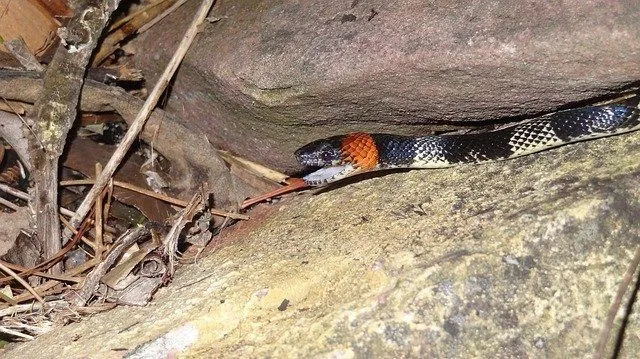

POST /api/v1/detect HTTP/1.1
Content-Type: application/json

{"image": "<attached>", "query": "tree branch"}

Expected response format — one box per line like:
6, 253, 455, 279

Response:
62, 0, 218, 239
0, 111, 31, 168
0, 70, 240, 213
27, 0, 123, 274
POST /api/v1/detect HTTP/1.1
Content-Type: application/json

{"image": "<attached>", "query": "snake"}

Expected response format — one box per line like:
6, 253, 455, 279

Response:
294, 104, 640, 185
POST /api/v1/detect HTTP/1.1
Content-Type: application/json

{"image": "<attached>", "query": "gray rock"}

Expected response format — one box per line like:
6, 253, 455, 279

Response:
133, 0, 640, 171
5, 114, 639, 358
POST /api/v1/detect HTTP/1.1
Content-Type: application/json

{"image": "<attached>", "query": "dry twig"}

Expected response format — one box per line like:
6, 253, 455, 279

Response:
0, 196, 19, 211
0, 98, 27, 115
0, 72, 240, 215
4, 37, 44, 72
0, 183, 120, 233
94, 0, 180, 65
11, 258, 100, 304
0, 197, 102, 288
103, 179, 115, 225
217, 150, 289, 184
0, 326, 34, 340
240, 178, 308, 209
0, 300, 67, 318
163, 194, 203, 275
0, 261, 44, 304
62, 179, 187, 206
60, 178, 248, 219
28, 0, 124, 274
1, 98, 39, 161
0, 182, 77, 221
138, 0, 191, 34
94, 163, 104, 260
593, 246, 640, 358
69, 226, 150, 307
0, 260, 80, 284
60, 215, 97, 251
64, 0, 218, 240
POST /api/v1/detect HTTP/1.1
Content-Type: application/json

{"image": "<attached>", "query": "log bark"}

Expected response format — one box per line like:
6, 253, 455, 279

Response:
28, 0, 122, 274
0, 70, 242, 223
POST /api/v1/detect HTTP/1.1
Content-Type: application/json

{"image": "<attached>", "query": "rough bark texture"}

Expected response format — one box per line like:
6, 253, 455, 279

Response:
133, 0, 640, 173
0, 71, 249, 211
28, 0, 122, 273
4, 112, 640, 358
66, 226, 150, 307
31, 157, 59, 271
0, 111, 31, 168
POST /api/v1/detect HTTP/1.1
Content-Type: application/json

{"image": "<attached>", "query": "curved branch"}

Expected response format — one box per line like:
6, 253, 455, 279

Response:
0, 70, 241, 212
0, 111, 31, 169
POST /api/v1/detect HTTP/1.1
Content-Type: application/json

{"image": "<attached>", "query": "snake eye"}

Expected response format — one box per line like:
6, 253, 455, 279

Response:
318, 144, 342, 165
321, 150, 336, 163
295, 136, 344, 167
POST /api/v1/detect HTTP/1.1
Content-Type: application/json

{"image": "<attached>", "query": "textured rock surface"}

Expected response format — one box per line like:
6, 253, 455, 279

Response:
133, 0, 640, 171
4, 122, 640, 358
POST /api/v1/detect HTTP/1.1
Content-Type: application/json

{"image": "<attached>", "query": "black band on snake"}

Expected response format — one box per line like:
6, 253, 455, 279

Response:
295, 105, 640, 185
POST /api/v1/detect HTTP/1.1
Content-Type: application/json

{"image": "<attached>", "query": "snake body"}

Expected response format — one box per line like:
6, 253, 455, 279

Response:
295, 105, 640, 185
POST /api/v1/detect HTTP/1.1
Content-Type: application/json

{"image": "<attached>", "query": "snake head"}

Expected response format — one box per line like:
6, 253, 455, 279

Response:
294, 136, 344, 167
295, 133, 380, 185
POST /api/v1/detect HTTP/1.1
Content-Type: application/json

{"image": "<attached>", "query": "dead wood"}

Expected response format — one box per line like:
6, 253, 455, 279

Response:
0, 110, 31, 169
4, 37, 44, 72
61, 0, 217, 242
0, 70, 241, 216
68, 226, 150, 307
27, 0, 123, 274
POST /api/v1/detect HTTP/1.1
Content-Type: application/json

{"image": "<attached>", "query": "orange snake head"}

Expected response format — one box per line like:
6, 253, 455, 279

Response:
295, 133, 380, 185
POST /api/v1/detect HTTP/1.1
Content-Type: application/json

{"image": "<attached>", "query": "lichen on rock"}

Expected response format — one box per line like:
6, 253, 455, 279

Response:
5, 112, 640, 358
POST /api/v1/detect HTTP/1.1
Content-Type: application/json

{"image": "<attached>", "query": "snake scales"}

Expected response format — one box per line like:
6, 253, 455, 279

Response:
294, 105, 640, 185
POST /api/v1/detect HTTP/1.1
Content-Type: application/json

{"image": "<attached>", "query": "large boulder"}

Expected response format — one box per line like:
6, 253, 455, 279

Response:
132, 0, 640, 172
5, 115, 639, 358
